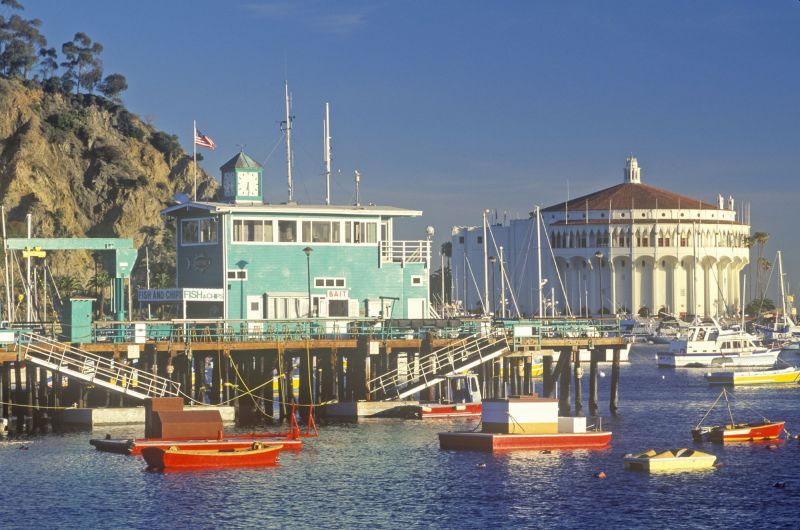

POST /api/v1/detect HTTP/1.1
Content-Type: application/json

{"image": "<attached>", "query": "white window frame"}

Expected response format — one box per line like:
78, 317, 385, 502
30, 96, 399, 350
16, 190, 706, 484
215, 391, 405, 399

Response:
181, 217, 218, 246
232, 218, 275, 244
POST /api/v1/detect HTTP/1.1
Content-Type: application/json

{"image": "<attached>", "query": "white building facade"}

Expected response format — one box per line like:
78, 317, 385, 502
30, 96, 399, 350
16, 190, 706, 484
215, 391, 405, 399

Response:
451, 158, 751, 319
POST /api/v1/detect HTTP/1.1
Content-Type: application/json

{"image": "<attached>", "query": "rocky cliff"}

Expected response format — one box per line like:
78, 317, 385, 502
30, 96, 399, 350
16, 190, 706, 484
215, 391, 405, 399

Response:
0, 77, 218, 288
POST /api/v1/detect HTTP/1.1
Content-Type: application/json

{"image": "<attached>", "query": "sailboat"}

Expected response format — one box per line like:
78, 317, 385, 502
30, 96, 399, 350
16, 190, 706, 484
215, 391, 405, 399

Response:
754, 251, 800, 342
691, 388, 785, 442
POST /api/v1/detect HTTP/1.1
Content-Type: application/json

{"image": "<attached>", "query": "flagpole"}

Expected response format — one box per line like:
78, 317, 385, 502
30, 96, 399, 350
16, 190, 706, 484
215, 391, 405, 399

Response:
193, 119, 197, 202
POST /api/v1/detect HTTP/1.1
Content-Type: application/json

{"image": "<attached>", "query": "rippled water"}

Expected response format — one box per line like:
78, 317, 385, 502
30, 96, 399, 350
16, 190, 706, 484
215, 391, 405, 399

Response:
2, 345, 800, 529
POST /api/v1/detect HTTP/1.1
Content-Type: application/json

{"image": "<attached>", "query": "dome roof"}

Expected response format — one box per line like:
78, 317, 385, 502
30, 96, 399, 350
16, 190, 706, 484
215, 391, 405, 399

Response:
542, 182, 719, 213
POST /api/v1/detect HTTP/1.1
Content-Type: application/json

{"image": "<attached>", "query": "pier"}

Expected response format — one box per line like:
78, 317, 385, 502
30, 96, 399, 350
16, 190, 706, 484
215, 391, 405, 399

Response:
0, 317, 627, 432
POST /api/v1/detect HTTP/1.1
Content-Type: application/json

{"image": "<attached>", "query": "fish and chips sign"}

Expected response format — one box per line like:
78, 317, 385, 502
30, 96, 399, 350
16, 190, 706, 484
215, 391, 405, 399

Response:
138, 288, 224, 303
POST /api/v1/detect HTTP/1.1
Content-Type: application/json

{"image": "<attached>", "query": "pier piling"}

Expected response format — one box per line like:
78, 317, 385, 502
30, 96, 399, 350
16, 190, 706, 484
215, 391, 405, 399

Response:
610, 349, 620, 414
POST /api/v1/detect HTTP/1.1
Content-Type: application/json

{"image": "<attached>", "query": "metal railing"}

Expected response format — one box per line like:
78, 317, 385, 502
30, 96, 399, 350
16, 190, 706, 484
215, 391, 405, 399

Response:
18, 332, 181, 400
379, 240, 431, 266
88, 317, 482, 345
369, 330, 509, 401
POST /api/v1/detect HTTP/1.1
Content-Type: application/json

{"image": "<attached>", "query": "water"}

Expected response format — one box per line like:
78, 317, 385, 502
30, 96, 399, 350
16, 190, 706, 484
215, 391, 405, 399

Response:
2, 344, 800, 529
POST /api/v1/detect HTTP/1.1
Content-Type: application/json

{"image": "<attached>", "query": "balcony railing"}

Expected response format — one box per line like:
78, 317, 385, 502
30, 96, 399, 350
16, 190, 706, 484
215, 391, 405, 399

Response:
379, 240, 431, 267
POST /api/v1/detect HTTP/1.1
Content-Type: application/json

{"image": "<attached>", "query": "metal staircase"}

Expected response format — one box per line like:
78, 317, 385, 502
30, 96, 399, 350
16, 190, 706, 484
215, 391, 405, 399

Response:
368, 331, 509, 401
18, 332, 181, 400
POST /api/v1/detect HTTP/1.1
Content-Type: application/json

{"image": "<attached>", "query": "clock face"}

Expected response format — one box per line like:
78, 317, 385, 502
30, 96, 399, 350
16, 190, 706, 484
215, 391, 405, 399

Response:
237, 171, 259, 197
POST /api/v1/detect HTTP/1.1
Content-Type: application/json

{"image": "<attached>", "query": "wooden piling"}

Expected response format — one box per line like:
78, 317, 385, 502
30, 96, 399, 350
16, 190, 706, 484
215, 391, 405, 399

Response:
573, 351, 583, 417
589, 351, 599, 416
542, 355, 554, 397
610, 348, 620, 414
557, 350, 571, 416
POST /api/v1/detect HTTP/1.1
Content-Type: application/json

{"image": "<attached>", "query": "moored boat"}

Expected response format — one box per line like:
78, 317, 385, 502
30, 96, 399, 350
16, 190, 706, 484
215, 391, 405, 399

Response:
692, 388, 785, 443
438, 396, 612, 451
705, 366, 800, 386
142, 442, 282, 469
623, 448, 717, 472
417, 373, 482, 418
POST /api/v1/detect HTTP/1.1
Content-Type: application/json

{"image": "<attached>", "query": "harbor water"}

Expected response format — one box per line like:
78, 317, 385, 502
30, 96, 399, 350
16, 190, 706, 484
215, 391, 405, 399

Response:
2, 344, 800, 529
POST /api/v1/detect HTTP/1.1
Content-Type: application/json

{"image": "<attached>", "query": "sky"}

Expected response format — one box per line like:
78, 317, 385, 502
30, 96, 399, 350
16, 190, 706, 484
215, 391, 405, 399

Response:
20, 1, 800, 300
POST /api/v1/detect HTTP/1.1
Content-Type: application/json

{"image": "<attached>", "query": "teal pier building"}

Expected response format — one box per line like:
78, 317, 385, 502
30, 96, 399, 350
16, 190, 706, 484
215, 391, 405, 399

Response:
146, 151, 432, 321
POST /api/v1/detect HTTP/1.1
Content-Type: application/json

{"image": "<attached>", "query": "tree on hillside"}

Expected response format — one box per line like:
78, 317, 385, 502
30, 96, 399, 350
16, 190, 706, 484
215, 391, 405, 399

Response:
98, 72, 127, 101
61, 32, 103, 94
1, 0, 24, 10
752, 231, 770, 300
37, 45, 56, 78
0, 14, 47, 78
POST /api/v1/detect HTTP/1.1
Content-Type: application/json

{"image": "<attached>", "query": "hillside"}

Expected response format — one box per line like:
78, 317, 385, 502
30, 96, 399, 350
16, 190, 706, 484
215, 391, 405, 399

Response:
0, 77, 218, 290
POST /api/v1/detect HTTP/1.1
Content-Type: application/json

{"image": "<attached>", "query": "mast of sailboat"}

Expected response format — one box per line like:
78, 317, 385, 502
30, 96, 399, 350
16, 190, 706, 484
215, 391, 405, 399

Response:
483, 209, 490, 316
323, 102, 331, 205
536, 205, 543, 317
283, 80, 294, 203
777, 250, 788, 327
741, 275, 746, 331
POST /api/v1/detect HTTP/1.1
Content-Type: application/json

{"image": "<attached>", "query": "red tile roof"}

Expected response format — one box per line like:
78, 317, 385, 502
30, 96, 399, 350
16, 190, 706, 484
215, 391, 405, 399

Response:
542, 182, 720, 212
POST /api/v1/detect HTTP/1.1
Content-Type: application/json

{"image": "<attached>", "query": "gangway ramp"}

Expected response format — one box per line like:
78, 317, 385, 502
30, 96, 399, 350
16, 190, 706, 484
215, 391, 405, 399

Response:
18, 332, 181, 400
369, 331, 509, 401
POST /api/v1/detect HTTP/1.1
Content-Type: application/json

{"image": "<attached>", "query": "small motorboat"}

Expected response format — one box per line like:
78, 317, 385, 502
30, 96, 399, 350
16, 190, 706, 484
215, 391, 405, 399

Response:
142, 442, 282, 470
624, 448, 717, 472
692, 388, 785, 443
705, 366, 800, 386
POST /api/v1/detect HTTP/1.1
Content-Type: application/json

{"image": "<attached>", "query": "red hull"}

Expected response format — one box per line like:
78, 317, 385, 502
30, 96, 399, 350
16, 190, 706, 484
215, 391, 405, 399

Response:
142, 444, 281, 469
419, 403, 482, 418
693, 421, 785, 443
438, 431, 612, 451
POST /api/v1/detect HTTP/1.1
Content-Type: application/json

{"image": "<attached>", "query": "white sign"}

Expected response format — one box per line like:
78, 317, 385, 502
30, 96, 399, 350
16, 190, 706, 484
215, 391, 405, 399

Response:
127, 345, 140, 360
327, 289, 349, 300
138, 288, 224, 302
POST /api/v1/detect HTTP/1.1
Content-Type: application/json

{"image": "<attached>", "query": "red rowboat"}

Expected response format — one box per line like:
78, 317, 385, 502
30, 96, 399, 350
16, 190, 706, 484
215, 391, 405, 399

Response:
692, 388, 785, 443
691, 421, 785, 443
419, 403, 482, 418
142, 442, 282, 470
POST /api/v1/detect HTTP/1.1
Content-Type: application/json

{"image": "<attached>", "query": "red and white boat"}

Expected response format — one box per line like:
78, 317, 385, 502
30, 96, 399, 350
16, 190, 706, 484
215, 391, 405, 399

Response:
142, 442, 282, 470
691, 388, 785, 443
439, 396, 612, 451
417, 374, 482, 418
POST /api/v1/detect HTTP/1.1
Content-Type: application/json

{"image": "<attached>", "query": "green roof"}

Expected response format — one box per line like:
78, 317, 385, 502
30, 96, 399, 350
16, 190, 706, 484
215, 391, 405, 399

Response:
220, 151, 262, 172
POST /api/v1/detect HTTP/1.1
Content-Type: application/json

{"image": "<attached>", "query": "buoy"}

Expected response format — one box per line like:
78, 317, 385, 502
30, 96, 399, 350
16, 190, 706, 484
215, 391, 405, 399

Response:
766, 444, 778, 450
773, 481, 787, 489
477, 463, 486, 469
661, 375, 665, 380
594, 471, 607, 479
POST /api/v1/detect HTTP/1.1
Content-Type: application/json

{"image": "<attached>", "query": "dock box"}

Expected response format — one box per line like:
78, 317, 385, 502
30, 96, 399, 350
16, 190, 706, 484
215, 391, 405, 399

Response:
482, 397, 558, 434
558, 416, 587, 433
144, 397, 185, 438
152, 410, 224, 439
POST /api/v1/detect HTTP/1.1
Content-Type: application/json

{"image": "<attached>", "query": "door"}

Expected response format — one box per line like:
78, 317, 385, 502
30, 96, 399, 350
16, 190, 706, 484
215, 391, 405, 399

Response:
407, 298, 427, 319
247, 296, 263, 334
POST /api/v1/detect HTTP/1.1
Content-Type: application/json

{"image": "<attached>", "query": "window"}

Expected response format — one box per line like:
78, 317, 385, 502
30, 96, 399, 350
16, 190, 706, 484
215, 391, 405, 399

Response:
345, 221, 352, 243
301, 220, 337, 243
332, 222, 341, 243
477, 236, 483, 244
279, 220, 297, 242
227, 269, 247, 280
411, 276, 423, 285
459, 236, 464, 243
233, 219, 273, 243
181, 218, 217, 245
351, 221, 377, 244
315, 277, 346, 288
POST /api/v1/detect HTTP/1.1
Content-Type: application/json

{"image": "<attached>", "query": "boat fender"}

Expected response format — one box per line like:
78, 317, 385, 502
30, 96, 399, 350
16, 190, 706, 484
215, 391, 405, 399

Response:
594, 472, 606, 479
476, 463, 486, 469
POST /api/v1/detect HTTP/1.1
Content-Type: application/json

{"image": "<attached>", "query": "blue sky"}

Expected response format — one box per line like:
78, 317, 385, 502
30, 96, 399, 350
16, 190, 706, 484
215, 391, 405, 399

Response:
23, 1, 800, 299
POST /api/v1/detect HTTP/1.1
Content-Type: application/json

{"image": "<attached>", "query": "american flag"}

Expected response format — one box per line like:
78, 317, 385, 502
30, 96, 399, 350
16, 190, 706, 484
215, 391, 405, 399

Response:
194, 128, 216, 150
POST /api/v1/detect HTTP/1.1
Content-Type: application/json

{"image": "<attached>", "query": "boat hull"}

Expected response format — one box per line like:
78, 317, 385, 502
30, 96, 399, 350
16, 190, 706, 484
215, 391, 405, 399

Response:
658, 350, 780, 368
91, 436, 302, 455
705, 367, 800, 386
419, 403, 482, 418
623, 449, 716, 472
692, 421, 784, 443
142, 443, 281, 469
438, 431, 612, 451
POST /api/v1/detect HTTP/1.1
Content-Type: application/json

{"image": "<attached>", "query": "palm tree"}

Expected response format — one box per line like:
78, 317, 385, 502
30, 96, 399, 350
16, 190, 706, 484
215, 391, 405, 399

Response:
85, 269, 111, 319
752, 232, 770, 300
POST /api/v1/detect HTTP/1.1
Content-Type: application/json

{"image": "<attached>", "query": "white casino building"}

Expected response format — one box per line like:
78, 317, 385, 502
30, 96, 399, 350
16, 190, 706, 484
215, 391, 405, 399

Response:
451, 158, 751, 318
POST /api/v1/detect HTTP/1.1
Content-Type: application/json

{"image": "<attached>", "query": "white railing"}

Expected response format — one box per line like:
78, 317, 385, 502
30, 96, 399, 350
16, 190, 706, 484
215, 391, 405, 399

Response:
368, 330, 509, 401
379, 240, 431, 267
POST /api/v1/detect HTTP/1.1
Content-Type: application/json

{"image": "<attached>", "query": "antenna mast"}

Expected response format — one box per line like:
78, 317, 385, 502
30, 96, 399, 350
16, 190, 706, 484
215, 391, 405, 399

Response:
354, 170, 361, 206
324, 102, 331, 205
283, 80, 294, 203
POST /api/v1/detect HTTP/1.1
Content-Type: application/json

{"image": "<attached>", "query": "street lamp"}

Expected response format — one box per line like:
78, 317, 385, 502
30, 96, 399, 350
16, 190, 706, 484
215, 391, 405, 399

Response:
489, 255, 497, 316
303, 247, 313, 318
594, 251, 604, 318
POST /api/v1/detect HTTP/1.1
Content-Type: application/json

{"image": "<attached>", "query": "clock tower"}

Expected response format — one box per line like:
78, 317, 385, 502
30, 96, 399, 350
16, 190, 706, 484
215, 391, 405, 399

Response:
220, 151, 264, 204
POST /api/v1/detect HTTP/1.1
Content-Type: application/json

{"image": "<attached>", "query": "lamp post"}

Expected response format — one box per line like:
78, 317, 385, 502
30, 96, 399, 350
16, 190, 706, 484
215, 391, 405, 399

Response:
489, 255, 497, 316
303, 247, 313, 318
595, 251, 604, 318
